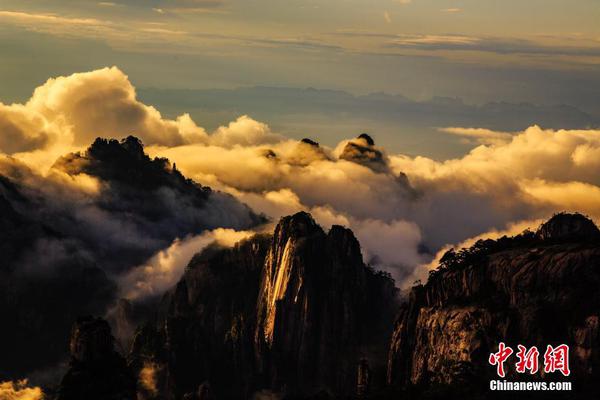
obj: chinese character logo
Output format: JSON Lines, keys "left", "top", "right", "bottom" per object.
{"left": 543, "top": 344, "right": 570, "bottom": 376}
{"left": 489, "top": 342, "right": 513, "bottom": 378}
{"left": 488, "top": 343, "right": 570, "bottom": 377}
{"left": 515, "top": 345, "right": 539, "bottom": 374}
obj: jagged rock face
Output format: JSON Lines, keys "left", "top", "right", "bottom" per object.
{"left": 388, "top": 214, "right": 600, "bottom": 396}
{"left": 255, "top": 213, "right": 371, "bottom": 396}
{"left": 129, "top": 235, "right": 272, "bottom": 399}
{"left": 130, "top": 212, "right": 398, "bottom": 398}
{"left": 57, "top": 317, "right": 136, "bottom": 400}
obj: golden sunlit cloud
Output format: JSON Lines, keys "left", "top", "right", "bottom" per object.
{"left": 2, "top": 67, "right": 600, "bottom": 288}
{"left": 119, "top": 228, "right": 256, "bottom": 300}
{"left": 0, "top": 380, "right": 44, "bottom": 400}
{"left": 439, "top": 127, "right": 513, "bottom": 145}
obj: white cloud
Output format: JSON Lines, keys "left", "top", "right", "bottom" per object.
{"left": 119, "top": 228, "right": 255, "bottom": 300}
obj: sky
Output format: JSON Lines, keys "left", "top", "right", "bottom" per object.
{"left": 1, "top": 1, "right": 599, "bottom": 115}
{"left": 1, "top": 1, "right": 599, "bottom": 157}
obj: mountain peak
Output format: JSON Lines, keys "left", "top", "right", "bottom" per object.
{"left": 339, "top": 134, "right": 388, "bottom": 173}
{"left": 274, "top": 211, "right": 322, "bottom": 239}
{"left": 300, "top": 138, "right": 320, "bottom": 147}
{"left": 536, "top": 212, "right": 600, "bottom": 241}
{"left": 69, "top": 316, "right": 114, "bottom": 364}
{"left": 58, "top": 316, "right": 136, "bottom": 400}
{"left": 357, "top": 133, "right": 375, "bottom": 146}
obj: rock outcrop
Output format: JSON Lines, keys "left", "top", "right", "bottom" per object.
{"left": 57, "top": 317, "right": 136, "bottom": 400}
{"left": 388, "top": 213, "right": 600, "bottom": 397}
{"left": 339, "top": 133, "right": 388, "bottom": 173}
{"left": 130, "top": 234, "right": 272, "bottom": 399}
{"left": 254, "top": 213, "right": 394, "bottom": 396}
{"left": 130, "top": 212, "right": 398, "bottom": 398}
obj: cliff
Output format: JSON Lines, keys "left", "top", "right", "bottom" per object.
{"left": 387, "top": 213, "right": 600, "bottom": 397}
{"left": 56, "top": 317, "right": 136, "bottom": 400}
{"left": 129, "top": 212, "right": 398, "bottom": 398}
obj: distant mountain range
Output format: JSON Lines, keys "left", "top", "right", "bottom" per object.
{"left": 139, "top": 86, "right": 600, "bottom": 158}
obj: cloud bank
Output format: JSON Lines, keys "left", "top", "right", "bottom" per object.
{"left": 2, "top": 66, "right": 600, "bottom": 293}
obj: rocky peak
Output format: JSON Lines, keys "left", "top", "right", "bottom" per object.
{"left": 254, "top": 213, "right": 394, "bottom": 396}
{"left": 300, "top": 138, "right": 320, "bottom": 147}
{"left": 272, "top": 211, "right": 322, "bottom": 241}
{"left": 119, "top": 136, "right": 145, "bottom": 160}
{"left": 129, "top": 212, "right": 397, "bottom": 398}
{"left": 339, "top": 134, "right": 388, "bottom": 173}
{"left": 387, "top": 214, "right": 600, "bottom": 397}
{"left": 357, "top": 133, "right": 375, "bottom": 146}
{"left": 57, "top": 317, "right": 136, "bottom": 400}
{"left": 69, "top": 317, "right": 115, "bottom": 364}
{"left": 536, "top": 212, "right": 600, "bottom": 241}
{"left": 54, "top": 135, "right": 197, "bottom": 192}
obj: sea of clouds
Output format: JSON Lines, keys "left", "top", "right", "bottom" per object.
{"left": 2, "top": 66, "right": 600, "bottom": 294}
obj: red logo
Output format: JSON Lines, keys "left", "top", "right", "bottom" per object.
{"left": 515, "top": 345, "right": 539, "bottom": 374}
{"left": 543, "top": 345, "right": 570, "bottom": 376}
{"left": 489, "top": 343, "right": 570, "bottom": 377}
{"left": 489, "top": 342, "right": 513, "bottom": 378}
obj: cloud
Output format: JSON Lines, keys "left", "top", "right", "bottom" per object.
{"left": 0, "top": 68, "right": 269, "bottom": 376}
{"left": 0, "top": 10, "right": 117, "bottom": 40}
{"left": 392, "top": 34, "right": 478, "bottom": 46}
{"left": 93, "top": 0, "right": 225, "bottom": 10}
{"left": 384, "top": 11, "right": 392, "bottom": 24}
{"left": 0, "top": 67, "right": 209, "bottom": 171}
{"left": 119, "top": 228, "right": 255, "bottom": 300}
{"left": 210, "top": 115, "right": 283, "bottom": 147}
{"left": 150, "top": 123, "right": 600, "bottom": 286}
{"left": 0, "top": 10, "right": 105, "bottom": 26}
{"left": 442, "top": 8, "right": 461, "bottom": 13}
{"left": 4, "top": 67, "right": 600, "bottom": 293}
{"left": 0, "top": 380, "right": 44, "bottom": 400}
{"left": 386, "top": 34, "right": 600, "bottom": 57}
{"left": 440, "top": 127, "right": 513, "bottom": 145}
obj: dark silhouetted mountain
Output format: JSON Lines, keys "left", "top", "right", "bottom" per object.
{"left": 536, "top": 212, "right": 600, "bottom": 241}
{"left": 0, "top": 136, "right": 263, "bottom": 381}
{"left": 56, "top": 317, "right": 136, "bottom": 400}
{"left": 388, "top": 213, "right": 600, "bottom": 398}
{"left": 129, "top": 212, "right": 398, "bottom": 398}
{"left": 52, "top": 136, "right": 264, "bottom": 272}
{"left": 300, "top": 138, "right": 320, "bottom": 147}
{"left": 339, "top": 134, "right": 388, "bottom": 173}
